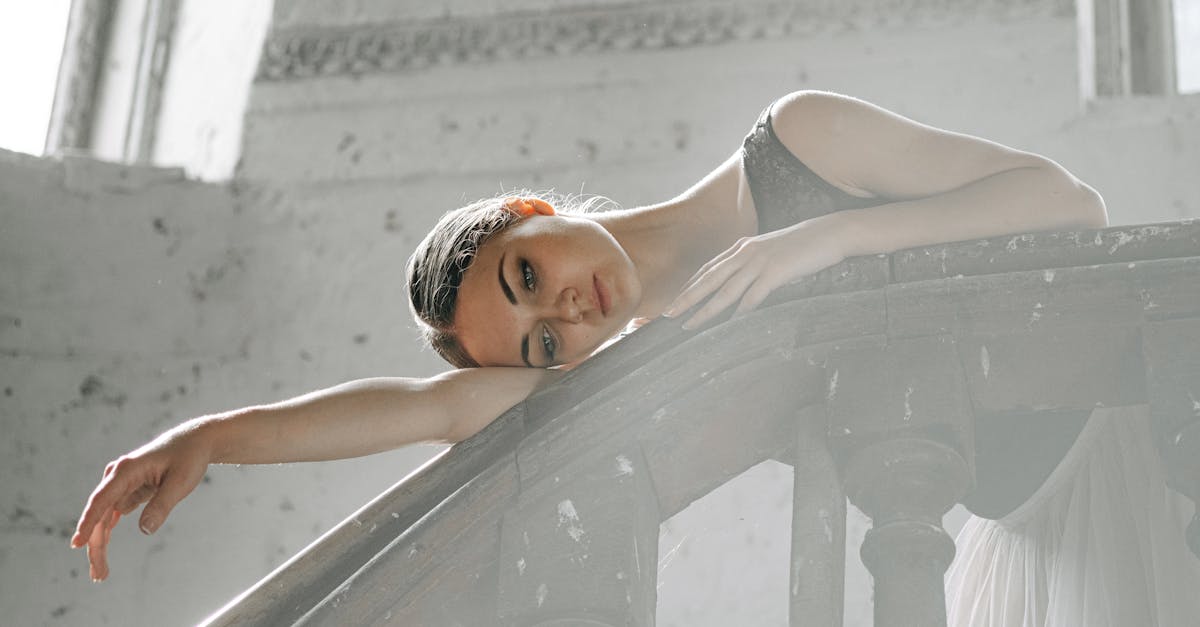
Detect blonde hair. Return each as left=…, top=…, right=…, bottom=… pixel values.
left=406, top=192, right=615, bottom=368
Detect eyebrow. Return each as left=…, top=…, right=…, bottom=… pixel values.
left=498, top=253, right=516, bottom=305
left=500, top=253, right=536, bottom=368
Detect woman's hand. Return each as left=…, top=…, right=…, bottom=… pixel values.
left=665, top=215, right=849, bottom=330
left=71, top=424, right=212, bottom=581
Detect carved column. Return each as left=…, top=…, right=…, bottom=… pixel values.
left=844, top=439, right=969, bottom=626
left=497, top=444, right=659, bottom=626
left=827, top=335, right=975, bottom=627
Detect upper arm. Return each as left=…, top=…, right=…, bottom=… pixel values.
left=431, top=367, right=561, bottom=442
left=768, top=91, right=1062, bottom=201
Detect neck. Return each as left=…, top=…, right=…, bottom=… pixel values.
left=596, top=200, right=737, bottom=319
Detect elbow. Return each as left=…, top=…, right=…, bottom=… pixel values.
left=1034, top=157, right=1108, bottom=229
left=1073, top=181, right=1109, bottom=229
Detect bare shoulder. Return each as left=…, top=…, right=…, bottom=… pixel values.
left=767, top=90, right=1050, bottom=199
left=766, top=91, right=887, bottom=197
left=768, top=90, right=875, bottom=142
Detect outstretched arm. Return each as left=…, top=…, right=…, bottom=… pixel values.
left=669, top=90, right=1108, bottom=327
left=72, top=366, right=555, bottom=581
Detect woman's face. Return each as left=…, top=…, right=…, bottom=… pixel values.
left=455, top=215, right=641, bottom=368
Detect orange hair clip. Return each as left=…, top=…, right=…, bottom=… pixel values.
left=503, top=197, right=556, bottom=218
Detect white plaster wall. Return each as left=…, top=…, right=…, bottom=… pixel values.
left=8, top=0, right=1200, bottom=625
left=0, top=150, right=443, bottom=626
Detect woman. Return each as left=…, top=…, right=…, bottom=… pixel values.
left=73, top=91, right=1115, bottom=611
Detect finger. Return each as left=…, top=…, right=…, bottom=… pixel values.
left=117, top=484, right=155, bottom=515
left=734, top=274, right=781, bottom=316
left=87, top=509, right=120, bottom=581
left=668, top=255, right=749, bottom=318
left=73, top=478, right=118, bottom=548
left=681, top=264, right=762, bottom=330
left=138, top=466, right=202, bottom=535
left=681, top=241, right=742, bottom=290
left=73, top=467, right=137, bottom=548
left=666, top=243, right=749, bottom=316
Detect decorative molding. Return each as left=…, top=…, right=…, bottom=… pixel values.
left=256, top=0, right=1074, bottom=82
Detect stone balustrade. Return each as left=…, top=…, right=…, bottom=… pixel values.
left=202, top=220, right=1200, bottom=626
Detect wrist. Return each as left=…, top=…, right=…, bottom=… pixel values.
left=166, top=413, right=227, bottom=462
left=811, top=210, right=862, bottom=260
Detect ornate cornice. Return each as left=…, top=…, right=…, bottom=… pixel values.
left=256, top=0, right=1073, bottom=82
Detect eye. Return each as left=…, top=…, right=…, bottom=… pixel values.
left=521, top=260, right=536, bottom=291
left=540, top=325, right=557, bottom=362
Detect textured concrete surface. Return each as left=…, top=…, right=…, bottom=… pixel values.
left=6, top=0, right=1200, bottom=625
left=0, top=150, right=444, bottom=626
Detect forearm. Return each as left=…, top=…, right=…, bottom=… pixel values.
left=185, top=377, right=452, bottom=465
left=179, top=367, right=553, bottom=465
left=832, top=163, right=1108, bottom=259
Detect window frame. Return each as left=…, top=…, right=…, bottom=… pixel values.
left=1079, top=0, right=1180, bottom=99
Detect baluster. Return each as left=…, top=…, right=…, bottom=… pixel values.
left=826, top=335, right=975, bottom=627
left=844, top=439, right=968, bottom=627
left=790, top=402, right=846, bottom=627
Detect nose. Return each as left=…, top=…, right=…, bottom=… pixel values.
left=551, top=288, right=583, bottom=323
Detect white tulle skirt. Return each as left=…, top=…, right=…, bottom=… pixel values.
left=945, top=405, right=1200, bottom=626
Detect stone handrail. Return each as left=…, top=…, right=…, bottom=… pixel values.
left=202, top=220, right=1200, bottom=626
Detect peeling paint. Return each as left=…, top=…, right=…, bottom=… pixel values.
left=556, top=500, right=586, bottom=543
left=981, top=345, right=990, bottom=379
left=1108, top=231, right=1135, bottom=254
left=903, top=387, right=913, bottom=422
left=827, top=369, right=839, bottom=400
left=517, top=557, right=526, bottom=575
left=536, top=583, right=548, bottom=608
left=615, top=454, right=634, bottom=476
left=634, top=535, right=642, bottom=575
left=1043, top=269, right=1055, bottom=283
left=1190, top=393, right=1200, bottom=416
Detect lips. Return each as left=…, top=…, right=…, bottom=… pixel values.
left=593, top=274, right=610, bottom=317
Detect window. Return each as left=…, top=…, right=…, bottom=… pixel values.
left=1177, top=0, right=1200, bottom=93
left=0, top=2, right=72, bottom=155
left=1080, top=0, right=1200, bottom=98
